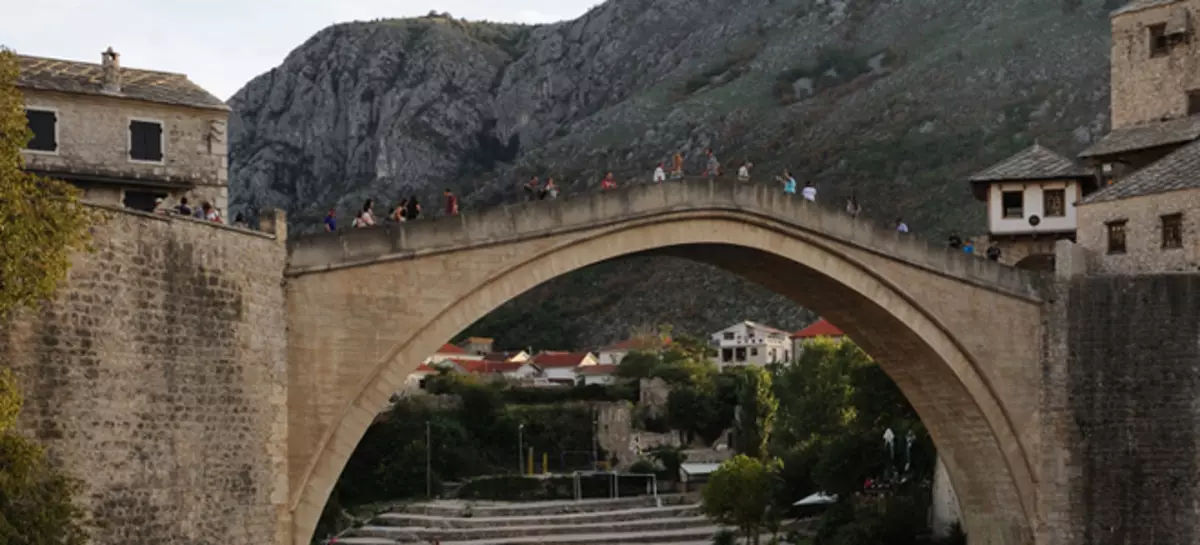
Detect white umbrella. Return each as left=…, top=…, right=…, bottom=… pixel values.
left=793, top=492, right=838, bottom=506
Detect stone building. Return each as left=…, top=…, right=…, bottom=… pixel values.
left=966, top=144, right=1099, bottom=270
left=1071, top=0, right=1200, bottom=272
left=16, top=47, right=230, bottom=213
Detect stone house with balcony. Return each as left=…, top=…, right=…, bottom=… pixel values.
left=16, top=48, right=229, bottom=213
left=709, top=321, right=791, bottom=367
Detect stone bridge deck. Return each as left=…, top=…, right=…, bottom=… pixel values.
left=288, top=177, right=1048, bottom=301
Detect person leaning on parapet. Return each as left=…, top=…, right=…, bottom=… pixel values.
left=524, top=176, right=540, bottom=201
left=542, top=178, right=559, bottom=200
left=174, top=197, right=193, bottom=216
left=671, top=151, right=684, bottom=179
left=776, top=169, right=797, bottom=195
left=323, top=208, right=337, bottom=232
left=444, top=188, right=460, bottom=216
left=845, top=194, right=861, bottom=217
left=601, top=172, right=618, bottom=191
left=895, top=218, right=909, bottom=233
left=704, top=148, right=720, bottom=178
left=653, top=162, right=666, bottom=183
left=737, top=161, right=752, bottom=182
left=801, top=180, right=817, bottom=202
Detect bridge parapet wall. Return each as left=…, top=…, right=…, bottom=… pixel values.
left=287, top=178, right=1048, bottom=300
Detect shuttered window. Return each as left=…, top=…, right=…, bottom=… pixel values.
left=24, top=109, right=57, bottom=152
left=129, top=120, right=163, bottom=162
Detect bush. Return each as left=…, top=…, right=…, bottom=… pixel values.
left=712, top=529, right=737, bottom=545
left=629, top=459, right=658, bottom=475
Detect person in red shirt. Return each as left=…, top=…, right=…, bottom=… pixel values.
left=601, top=172, right=617, bottom=191
left=444, top=188, right=459, bottom=216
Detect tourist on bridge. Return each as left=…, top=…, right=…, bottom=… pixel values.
left=601, top=172, right=617, bottom=191
left=653, top=162, right=666, bottom=183
left=778, top=170, right=797, bottom=195
left=704, top=148, right=720, bottom=177
left=948, top=234, right=962, bottom=249
left=360, top=199, right=377, bottom=226
left=444, top=189, right=459, bottom=216
left=201, top=201, right=222, bottom=223
left=524, top=176, right=540, bottom=201
left=801, top=180, right=817, bottom=202
left=541, top=178, right=559, bottom=200
left=738, top=161, right=752, bottom=182
left=323, top=208, right=337, bottom=232
left=895, top=218, right=909, bottom=233
left=986, top=241, right=1002, bottom=261
left=671, top=152, right=684, bottom=179
left=393, top=199, right=409, bottom=222
left=963, top=238, right=975, bottom=254
left=407, top=197, right=422, bottom=221
left=352, top=210, right=368, bottom=228
left=233, top=213, right=248, bottom=228
left=845, top=194, right=861, bottom=217
left=175, top=196, right=193, bottom=216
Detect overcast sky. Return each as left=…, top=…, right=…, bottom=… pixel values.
left=0, top=0, right=598, bottom=100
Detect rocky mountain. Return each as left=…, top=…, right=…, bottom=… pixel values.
left=229, top=0, right=1119, bottom=349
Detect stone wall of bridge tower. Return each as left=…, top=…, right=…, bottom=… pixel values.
left=0, top=207, right=291, bottom=545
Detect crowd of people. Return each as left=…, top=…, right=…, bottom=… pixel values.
left=320, top=148, right=939, bottom=241
left=947, top=233, right=1002, bottom=260
left=151, top=196, right=249, bottom=229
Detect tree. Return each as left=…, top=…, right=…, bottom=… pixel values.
left=0, top=49, right=99, bottom=320
left=733, top=366, right=776, bottom=459
left=647, top=445, right=687, bottom=482
left=0, top=48, right=93, bottom=544
left=701, top=455, right=781, bottom=545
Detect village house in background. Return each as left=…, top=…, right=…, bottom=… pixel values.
left=791, top=318, right=845, bottom=358
left=16, top=47, right=230, bottom=213
left=708, top=321, right=791, bottom=367
left=460, top=336, right=495, bottom=355
left=967, top=144, right=1099, bottom=270
left=530, top=351, right=599, bottom=385
left=595, top=334, right=672, bottom=365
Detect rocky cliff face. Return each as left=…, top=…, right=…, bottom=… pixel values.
left=229, top=0, right=1119, bottom=348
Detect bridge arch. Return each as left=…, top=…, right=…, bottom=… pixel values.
left=287, top=196, right=1042, bottom=545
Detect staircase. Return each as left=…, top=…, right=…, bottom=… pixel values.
left=331, top=495, right=725, bottom=545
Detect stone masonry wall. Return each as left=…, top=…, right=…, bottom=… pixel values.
left=1040, top=274, right=1200, bottom=545
left=20, top=89, right=229, bottom=211
left=1109, top=1, right=1200, bottom=129
left=1077, top=189, right=1200, bottom=274
left=0, top=208, right=288, bottom=545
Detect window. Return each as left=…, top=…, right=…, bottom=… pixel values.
left=129, top=120, right=163, bottom=162
left=1189, top=91, right=1200, bottom=116
left=1107, top=220, right=1127, bottom=254
left=1162, top=213, right=1183, bottom=249
left=122, top=190, right=166, bottom=213
left=721, top=348, right=733, bottom=363
left=1002, top=191, right=1024, bottom=219
left=1043, top=189, right=1066, bottom=217
left=722, top=332, right=735, bottom=340
left=24, top=109, right=57, bottom=152
left=735, top=347, right=746, bottom=362
left=750, top=347, right=759, bottom=356
left=1150, top=23, right=1169, bottom=57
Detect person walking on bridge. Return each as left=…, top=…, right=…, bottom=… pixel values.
left=601, top=172, right=617, bottom=191
left=671, top=152, right=684, bottom=179
left=737, top=161, right=752, bottom=182
left=801, top=180, right=817, bottom=202
left=654, top=162, right=666, bottom=183
left=778, top=170, right=797, bottom=195
left=704, top=148, right=720, bottom=178
left=444, top=189, right=459, bottom=216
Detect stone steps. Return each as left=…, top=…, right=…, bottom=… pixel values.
left=356, top=515, right=712, bottom=541
left=373, top=505, right=702, bottom=529
left=392, top=495, right=695, bottom=517
left=431, top=525, right=727, bottom=545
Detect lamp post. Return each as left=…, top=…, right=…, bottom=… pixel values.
left=425, top=420, right=432, bottom=498
left=518, top=423, right=525, bottom=475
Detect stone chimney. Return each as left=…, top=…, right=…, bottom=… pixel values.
left=101, top=47, right=121, bottom=93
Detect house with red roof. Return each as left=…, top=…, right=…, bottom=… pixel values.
left=530, top=351, right=599, bottom=385
left=424, top=343, right=484, bottom=365
left=790, top=319, right=845, bottom=358
left=576, top=364, right=620, bottom=386
left=596, top=335, right=672, bottom=366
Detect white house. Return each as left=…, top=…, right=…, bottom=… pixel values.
left=576, top=364, right=619, bottom=386
left=967, top=143, right=1100, bottom=268
left=530, top=351, right=599, bottom=385
left=790, top=318, right=845, bottom=360
left=709, top=321, right=791, bottom=367
left=596, top=336, right=672, bottom=366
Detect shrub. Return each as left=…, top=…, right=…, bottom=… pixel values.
left=712, top=529, right=737, bottom=545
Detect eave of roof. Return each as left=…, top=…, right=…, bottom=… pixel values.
left=1080, top=137, right=1200, bottom=204
left=967, top=144, right=1092, bottom=183
left=16, top=54, right=230, bottom=112
left=1078, top=116, right=1200, bottom=159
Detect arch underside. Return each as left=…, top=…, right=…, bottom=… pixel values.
left=289, top=213, right=1037, bottom=545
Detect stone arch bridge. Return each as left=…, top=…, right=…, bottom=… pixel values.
left=285, top=178, right=1050, bottom=545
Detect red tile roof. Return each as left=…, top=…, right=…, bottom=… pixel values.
left=576, top=364, right=619, bottom=376
left=414, top=363, right=439, bottom=373
left=483, top=351, right=523, bottom=362
left=437, top=343, right=467, bottom=354
left=791, top=319, right=844, bottom=339
left=531, top=351, right=594, bottom=368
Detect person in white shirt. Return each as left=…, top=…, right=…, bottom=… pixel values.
left=360, top=199, right=377, bottom=226
left=653, top=162, right=666, bottom=183
left=895, top=218, right=909, bottom=233
left=737, top=161, right=752, bottom=182
left=801, top=181, right=817, bottom=201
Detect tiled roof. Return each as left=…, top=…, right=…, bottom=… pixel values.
left=1078, top=116, right=1200, bottom=159
left=1080, top=138, right=1200, bottom=204
left=414, top=363, right=439, bottom=373
left=531, top=351, right=594, bottom=368
left=577, top=364, right=619, bottom=376
left=1112, top=0, right=1183, bottom=16
left=743, top=321, right=790, bottom=335
left=791, top=319, right=844, bottom=339
left=16, top=54, right=229, bottom=111
left=967, top=144, right=1091, bottom=183
left=437, top=343, right=467, bottom=355
left=599, top=336, right=672, bottom=352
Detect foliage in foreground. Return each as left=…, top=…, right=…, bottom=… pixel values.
left=702, top=455, right=783, bottom=545
left=0, top=48, right=100, bottom=320
left=0, top=48, right=93, bottom=544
